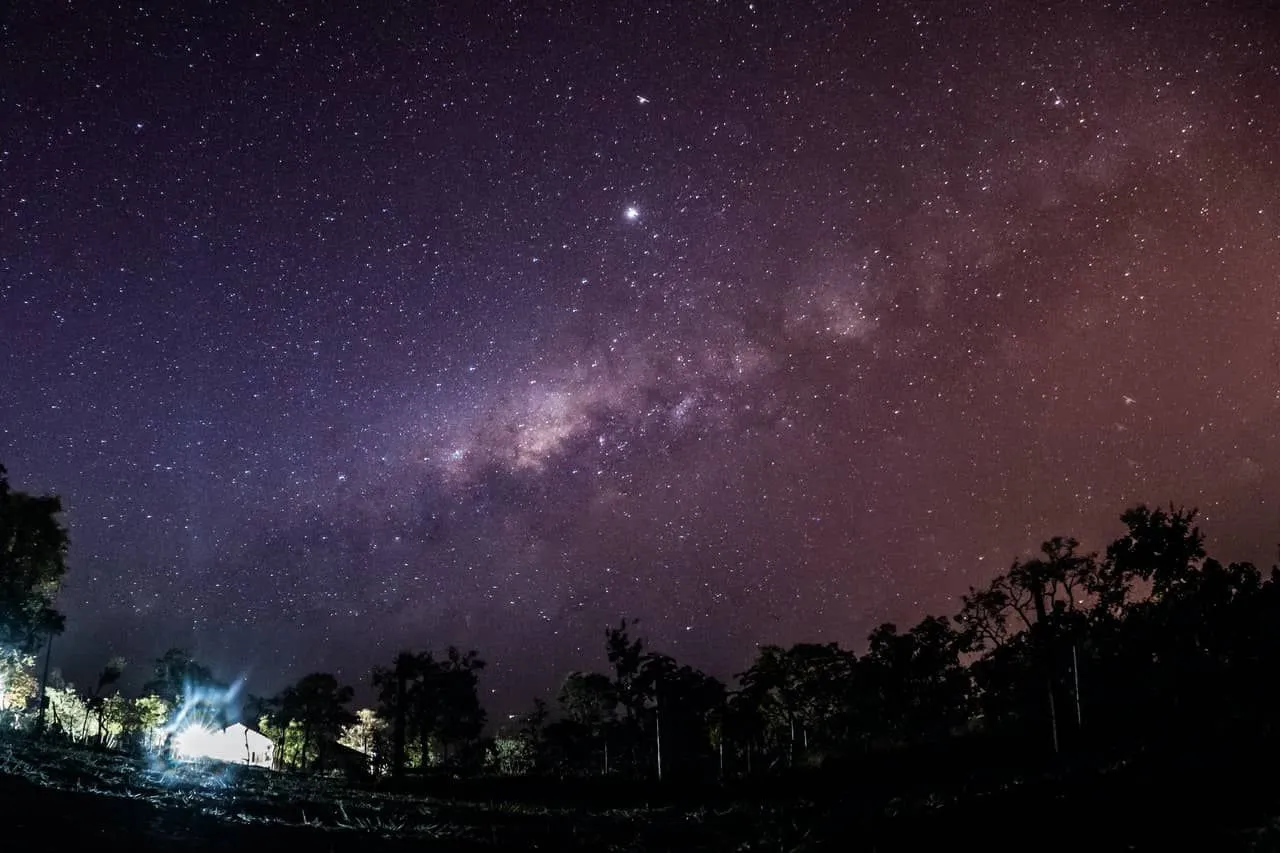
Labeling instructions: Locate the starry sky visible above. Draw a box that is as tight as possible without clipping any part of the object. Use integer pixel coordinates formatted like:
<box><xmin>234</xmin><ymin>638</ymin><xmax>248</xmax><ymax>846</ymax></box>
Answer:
<box><xmin>3</xmin><ymin>1</ymin><xmax>1280</xmax><ymax>711</ymax></box>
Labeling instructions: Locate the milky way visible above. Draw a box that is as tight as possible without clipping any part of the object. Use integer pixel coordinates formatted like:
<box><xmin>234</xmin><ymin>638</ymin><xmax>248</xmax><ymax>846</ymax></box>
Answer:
<box><xmin>3</xmin><ymin>2</ymin><xmax>1280</xmax><ymax>709</ymax></box>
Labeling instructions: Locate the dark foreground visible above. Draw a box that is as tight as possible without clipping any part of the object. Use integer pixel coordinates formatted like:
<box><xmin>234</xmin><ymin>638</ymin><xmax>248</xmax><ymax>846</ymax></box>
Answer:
<box><xmin>5</xmin><ymin>736</ymin><xmax>1280</xmax><ymax>851</ymax></box>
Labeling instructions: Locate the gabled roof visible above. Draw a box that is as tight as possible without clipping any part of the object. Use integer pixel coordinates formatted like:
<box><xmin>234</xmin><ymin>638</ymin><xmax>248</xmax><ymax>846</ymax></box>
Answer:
<box><xmin>222</xmin><ymin>721</ymin><xmax>273</xmax><ymax>740</ymax></box>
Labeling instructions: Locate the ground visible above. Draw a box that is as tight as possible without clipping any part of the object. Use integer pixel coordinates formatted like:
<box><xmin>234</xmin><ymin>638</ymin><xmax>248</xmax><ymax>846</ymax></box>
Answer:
<box><xmin>3</xmin><ymin>736</ymin><xmax>1280</xmax><ymax>851</ymax></box>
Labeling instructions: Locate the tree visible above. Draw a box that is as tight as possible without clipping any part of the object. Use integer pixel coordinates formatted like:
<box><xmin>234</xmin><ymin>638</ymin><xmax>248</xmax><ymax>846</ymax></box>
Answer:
<box><xmin>83</xmin><ymin>656</ymin><xmax>125</xmax><ymax>746</ymax></box>
<box><xmin>434</xmin><ymin>646</ymin><xmax>487</xmax><ymax>765</ymax></box>
<box><xmin>634</xmin><ymin>652</ymin><xmax>725</xmax><ymax>779</ymax></box>
<box><xmin>269</xmin><ymin>672</ymin><xmax>355</xmax><ymax>772</ymax></box>
<box><xmin>0</xmin><ymin>648</ymin><xmax>37</xmax><ymax>726</ymax></box>
<box><xmin>143</xmin><ymin>648</ymin><xmax>215</xmax><ymax>708</ymax></box>
<box><xmin>120</xmin><ymin>694</ymin><xmax>170</xmax><ymax>751</ymax></box>
<box><xmin>142</xmin><ymin>648</ymin><xmax>229</xmax><ymax>735</ymax></box>
<box><xmin>559</xmin><ymin>671</ymin><xmax>617</xmax><ymax>730</ymax></box>
<box><xmin>44</xmin><ymin>682</ymin><xmax>89</xmax><ymax>742</ymax></box>
<box><xmin>489</xmin><ymin>698</ymin><xmax>550</xmax><ymax>776</ymax></box>
<box><xmin>605</xmin><ymin>619</ymin><xmax>647</xmax><ymax>722</ymax></box>
<box><xmin>1103</xmin><ymin>504</ymin><xmax>1204</xmax><ymax>603</ymax></box>
<box><xmin>372</xmin><ymin>647</ymin><xmax>487</xmax><ymax>777</ymax></box>
<box><xmin>737</xmin><ymin>642</ymin><xmax>857</xmax><ymax>768</ymax></box>
<box><xmin>371</xmin><ymin>651</ymin><xmax>418</xmax><ymax>779</ymax></box>
<box><xmin>862</xmin><ymin>616</ymin><xmax>970</xmax><ymax>745</ymax></box>
<box><xmin>340</xmin><ymin>708</ymin><xmax>390</xmax><ymax>777</ymax></box>
<box><xmin>550</xmin><ymin>672</ymin><xmax>618</xmax><ymax>774</ymax></box>
<box><xmin>0</xmin><ymin>465</ymin><xmax>68</xmax><ymax>652</ymax></box>
<box><xmin>956</xmin><ymin>538</ymin><xmax>1103</xmax><ymax>751</ymax></box>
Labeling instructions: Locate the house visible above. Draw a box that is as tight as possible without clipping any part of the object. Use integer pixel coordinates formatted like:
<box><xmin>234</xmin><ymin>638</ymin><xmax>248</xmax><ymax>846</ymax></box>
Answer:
<box><xmin>173</xmin><ymin>721</ymin><xmax>275</xmax><ymax>769</ymax></box>
<box><xmin>311</xmin><ymin>739</ymin><xmax>373</xmax><ymax>779</ymax></box>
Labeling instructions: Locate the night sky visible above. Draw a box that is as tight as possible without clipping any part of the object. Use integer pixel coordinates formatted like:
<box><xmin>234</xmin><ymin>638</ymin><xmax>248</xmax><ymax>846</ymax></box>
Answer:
<box><xmin>4</xmin><ymin>1</ymin><xmax>1280</xmax><ymax>711</ymax></box>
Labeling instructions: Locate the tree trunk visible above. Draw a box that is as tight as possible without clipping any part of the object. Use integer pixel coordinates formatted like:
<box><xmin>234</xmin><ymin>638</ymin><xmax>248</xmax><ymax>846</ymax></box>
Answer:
<box><xmin>35</xmin><ymin>631</ymin><xmax>54</xmax><ymax>736</ymax></box>
<box><xmin>391</xmin><ymin>676</ymin><xmax>406</xmax><ymax>779</ymax></box>
<box><xmin>1072</xmin><ymin>643</ymin><xmax>1083</xmax><ymax>729</ymax></box>
<box><xmin>655</xmin><ymin>703</ymin><xmax>663</xmax><ymax>782</ymax></box>
<box><xmin>1030</xmin><ymin>579</ymin><xmax>1062</xmax><ymax>753</ymax></box>
<box><xmin>301</xmin><ymin>723</ymin><xmax>312</xmax><ymax>771</ymax></box>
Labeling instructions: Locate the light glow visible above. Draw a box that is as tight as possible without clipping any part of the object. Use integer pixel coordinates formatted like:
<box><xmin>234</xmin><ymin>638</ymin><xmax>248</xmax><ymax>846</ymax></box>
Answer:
<box><xmin>173</xmin><ymin>725</ymin><xmax>231</xmax><ymax>761</ymax></box>
<box><xmin>171</xmin><ymin>721</ymin><xmax>275</xmax><ymax>767</ymax></box>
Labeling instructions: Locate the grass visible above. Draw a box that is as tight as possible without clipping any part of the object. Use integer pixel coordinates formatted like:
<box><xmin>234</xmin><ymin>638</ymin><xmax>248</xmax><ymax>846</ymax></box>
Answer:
<box><xmin>0</xmin><ymin>736</ymin><xmax>752</xmax><ymax>850</ymax></box>
<box><xmin>4</xmin><ymin>733</ymin><xmax>1280</xmax><ymax>851</ymax></box>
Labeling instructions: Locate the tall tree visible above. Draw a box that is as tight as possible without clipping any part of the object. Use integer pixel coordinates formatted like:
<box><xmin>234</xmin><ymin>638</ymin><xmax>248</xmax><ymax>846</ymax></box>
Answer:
<box><xmin>552</xmin><ymin>671</ymin><xmax>618</xmax><ymax>774</ymax></box>
<box><xmin>605</xmin><ymin>619</ymin><xmax>647</xmax><ymax>722</ymax></box>
<box><xmin>738</xmin><ymin>642</ymin><xmax>858</xmax><ymax>767</ymax></box>
<box><xmin>558</xmin><ymin>671</ymin><xmax>617</xmax><ymax>730</ymax></box>
<box><xmin>0</xmin><ymin>465</ymin><xmax>69</xmax><ymax>653</ymax></box>
<box><xmin>862</xmin><ymin>616</ymin><xmax>970</xmax><ymax>744</ymax></box>
<box><xmin>270</xmin><ymin>672</ymin><xmax>355</xmax><ymax>771</ymax></box>
<box><xmin>143</xmin><ymin>648</ymin><xmax>216</xmax><ymax>708</ymax></box>
<box><xmin>1104</xmin><ymin>504</ymin><xmax>1205</xmax><ymax>602</ymax></box>
<box><xmin>142</xmin><ymin>648</ymin><xmax>228</xmax><ymax>735</ymax></box>
<box><xmin>635</xmin><ymin>652</ymin><xmax>725</xmax><ymax>779</ymax></box>
<box><xmin>371</xmin><ymin>651</ymin><xmax>419</xmax><ymax>779</ymax></box>
<box><xmin>340</xmin><ymin>708</ymin><xmax>390</xmax><ymax>777</ymax></box>
<box><xmin>83</xmin><ymin>656</ymin><xmax>125</xmax><ymax>746</ymax></box>
<box><xmin>434</xmin><ymin>646</ymin><xmax>487</xmax><ymax>764</ymax></box>
<box><xmin>372</xmin><ymin>647</ymin><xmax>486</xmax><ymax>776</ymax></box>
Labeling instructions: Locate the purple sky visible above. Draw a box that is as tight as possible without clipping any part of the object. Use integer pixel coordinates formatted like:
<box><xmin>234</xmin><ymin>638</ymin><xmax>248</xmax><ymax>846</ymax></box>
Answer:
<box><xmin>4</xmin><ymin>1</ymin><xmax>1280</xmax><ymax>712</ymax></box>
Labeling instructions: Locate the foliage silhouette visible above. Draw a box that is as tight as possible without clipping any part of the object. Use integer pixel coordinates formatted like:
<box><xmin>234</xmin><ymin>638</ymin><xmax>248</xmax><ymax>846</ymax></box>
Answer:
<box><xmin>265</xmin><ymin>672</ymin><xmax>355</xmax><ymax>771</ymax></box>
<box><xmin>0</xmin><ymin>465</ymin><xmax>68</xmax><ymax>653</ymax></box>
<box><xmin>13</xmin><ymin>465</ymin><xmax>1280</xmax><ymax>848</ymax></box>
<box><xmin>371</xmin><ymin>646</ymin><xmax>486</xmax><ymax>778</ymax></box>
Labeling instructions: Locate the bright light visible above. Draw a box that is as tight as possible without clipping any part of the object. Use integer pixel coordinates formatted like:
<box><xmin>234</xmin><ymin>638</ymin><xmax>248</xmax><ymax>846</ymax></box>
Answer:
<box><xmin>163</xmin><ymin>677</ymin><xmax>245</xmax><ymax>737</ymax></box>
<box><xmin>624</xmin><ymin>206</ymin><xmax>640</xmax><ymax>221</ymax></box>
<box><xmin>173</xmin><ymin>725</ymin><xmax>232</xmax><ymax>761</ymax></box>
<box><xmin>167</xmin><ymin>722</ymin><xmax>275</xmax><ymax>769</ymax></box>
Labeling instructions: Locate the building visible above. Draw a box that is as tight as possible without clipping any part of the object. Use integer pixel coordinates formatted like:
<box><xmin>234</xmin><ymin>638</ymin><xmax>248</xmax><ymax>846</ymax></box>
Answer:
<box><xmin>173</xmin><ymin>721</ymin><xmax>275</xmax><ymax>768</ymax></box>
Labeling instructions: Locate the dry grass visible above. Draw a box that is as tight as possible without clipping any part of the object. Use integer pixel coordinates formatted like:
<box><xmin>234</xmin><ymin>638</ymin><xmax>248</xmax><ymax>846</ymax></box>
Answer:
<box><xmin>0</xmin><ymin>735</ymin><xmax>759</xmax><ymax>850</ymax></box>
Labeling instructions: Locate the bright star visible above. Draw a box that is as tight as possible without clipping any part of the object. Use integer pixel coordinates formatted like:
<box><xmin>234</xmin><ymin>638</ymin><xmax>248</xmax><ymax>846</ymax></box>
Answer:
<box><xmin>637</xmin><ymin>95</ymin><xmax>649</xmax><ymax>105</ymax></box>
<box><xmin>624</xmin><ymin>206</ymin><xmax>640</xmax><ymax>221</ymax></box>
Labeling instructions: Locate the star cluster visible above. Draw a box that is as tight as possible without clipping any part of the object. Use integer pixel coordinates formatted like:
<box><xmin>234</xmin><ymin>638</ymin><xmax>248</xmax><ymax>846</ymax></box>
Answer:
<box><xmin>3</xmin><ymin>2</ymin><xmax>1280</xmax><ymax>707</ymax></box>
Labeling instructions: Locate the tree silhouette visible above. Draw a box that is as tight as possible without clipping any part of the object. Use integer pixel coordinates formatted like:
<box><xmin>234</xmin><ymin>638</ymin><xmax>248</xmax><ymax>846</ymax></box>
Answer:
<box><xmin>0</xmin><ymin>465</ymin><xmax>68</xmax><ymax>653</ymax></box>
<box><xmin>434</xmin><ymin>646</ymin><xmax>487</xmax><ymax>765</ymax></box>
<box><xmin>142</xmin><ymin>648</ymin><xmax>216</xmax><ymax>708</ymax></box>
<box><xmin>1105</xmin><ymin>504</ymin><xmax>1204</xmax><ymax>600</ymax></box>
<box><xmin>738</xmin><ymin>642</ymin><xmax>858</xmax><ymax>768</ymax></box>
<box><xmin>269</xmin><ymin>672</ymin><xmax>355</xmax><ymax>771</ymax></box>
<box><xmin>24</xmin><ymin>473</ymin><xmax>1280</xmax><ymax>836</ymax></box>
<box><xmin>862</xmin><ymin>616</ymin><xmax>970</xmax><ymax>745</ymax></box>
<box><xmin>83</xmin><ymin>656</ymin><xmax>125</xmax><ymax>746</ymax></box>
<box><xmin>605</xmin><ymin>618</ymin><xmax>646</xmax><ymax>722</ymax></box>
<box><xmin>372</xmin><ymin>646</ymin><xmax>486</xmax><ymax>777</ymax></box>
<box><xmin>372</xmin><ymin>651</ymin><xmax>417</xmax><ymax>779</ymax></box>
<box><xmin>554</xmin><ymin>671</ymin><xmax>617</xmax><ymax>773</ymax></box>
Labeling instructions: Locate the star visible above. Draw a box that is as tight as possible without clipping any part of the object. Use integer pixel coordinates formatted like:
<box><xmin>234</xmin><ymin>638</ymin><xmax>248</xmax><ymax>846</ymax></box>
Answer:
<box><xmin>4</xmin><ymin>0</ymin><xmax>1277</xmax><ymax>725</ymax></box>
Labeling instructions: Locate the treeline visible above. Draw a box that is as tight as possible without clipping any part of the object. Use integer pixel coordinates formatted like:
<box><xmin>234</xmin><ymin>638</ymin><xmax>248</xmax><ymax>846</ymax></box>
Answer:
<box><xmin>493</xmin><ymin>505</ymin><xmax>1280</xmax><ymax>781</ymax></box>
<box><xmin>7</xmin><ymin>462</ymin><xmax>1280</xmax><ymax>786</ymax></box>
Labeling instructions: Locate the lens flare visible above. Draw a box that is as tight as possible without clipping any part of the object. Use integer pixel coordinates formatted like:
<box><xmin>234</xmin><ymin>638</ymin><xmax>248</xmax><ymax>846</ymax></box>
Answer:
<box><xmin>155</xmin><ymin>676</ymin><xmax>247</xmax><ymax>772</ymax></box>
